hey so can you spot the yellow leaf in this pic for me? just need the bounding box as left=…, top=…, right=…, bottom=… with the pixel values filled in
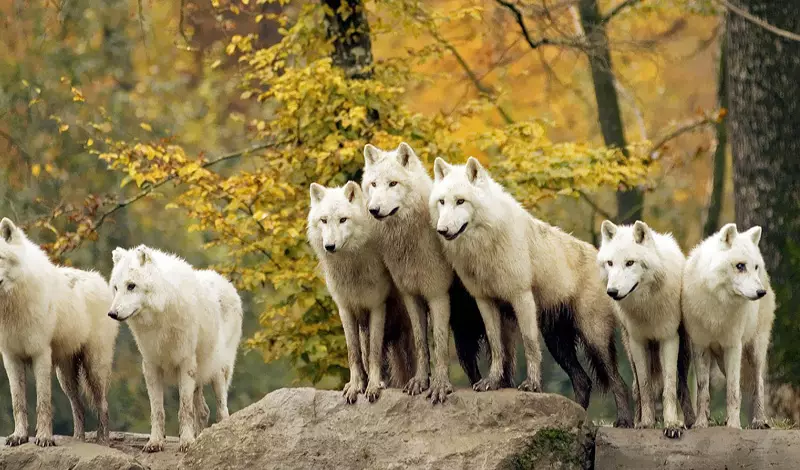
left=140, top=123, right=153, bottom=132
left=86, top=139, right=94, bottom=147
left=59, top=124, right=69, bottom=133
left=256, top=14, right=264, bottom=23
left=242, top=0, right=249, bottom=4
left=211, top=59, right=222, bottom=69
left=31, top=164, right=41, bottom=177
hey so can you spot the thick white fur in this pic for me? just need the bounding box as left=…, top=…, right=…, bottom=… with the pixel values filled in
left=598, top=220, right=684, bottom=433
left=682, top=223, right=775, bottom=429
left=429, top=157, right=632, bottom=428
left=109, top=245, right=242, bottom=452
left=361, top=143, right=456, bottom=403
left=0, top=218, right=118, bottom=447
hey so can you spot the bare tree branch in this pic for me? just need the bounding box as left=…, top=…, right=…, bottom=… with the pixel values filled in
left=578, top=189, right=615, bottom=220
left=178, top=0, right=199, bottom=51
left=601, top=0, right=641, bottom=25
left=649, top=117, right=716, bottom=158
left=496, top=0, right=583, bottom=50
left=719, top=0, right=800, bottom=42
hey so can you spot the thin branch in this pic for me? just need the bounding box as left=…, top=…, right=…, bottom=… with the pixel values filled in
left=177, top=0, right=199, bottom=51
left=496, top=0, right=583, bottom=50
left=137, top=0, right=150, bottom=61
left=718, top=0, right=800, bottom=42
left=649, top=117, right=716, bottom=158
left=0, top=128, right=33, bottom=162
left=578, top=189, right=614, bottom=220
left=601, top=0, right=641, bottom=25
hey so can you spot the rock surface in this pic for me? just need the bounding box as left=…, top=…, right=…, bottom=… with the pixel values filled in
left=595, top=427, right=800, bottom=470
left=183, top=387, right=590, bottom=470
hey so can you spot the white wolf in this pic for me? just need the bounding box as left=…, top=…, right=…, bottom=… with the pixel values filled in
left=598, top=220, right=695, bottom=438
left=109, top=246, right=243, bottom=452
left=683, top=223, right=775, bottom=429
left=0, top=218, right=118, bottom=447
left=361, top=143, right=489, bottom=404
left=430, top=157, right=633, bottom=427
left=307, top=181, right=415, bottom=403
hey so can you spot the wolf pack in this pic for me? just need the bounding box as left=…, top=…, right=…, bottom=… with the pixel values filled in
left=308, top=142, right=775, bottom=439
left=0, top=140, right=775, bottom=456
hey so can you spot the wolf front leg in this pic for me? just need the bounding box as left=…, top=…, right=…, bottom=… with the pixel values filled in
left=749, top=334, right=771, bottom=429
left=402, top=294, right=430, bottom=395
left=340, top=307, right=366, bottom=404
left=55, top=358, right=85, bottom=440
left=473, top=297, right=505, bottom=391
left=32, top=350, right=55, bottom=447
left=3, top=353, right=29, bottom=446
left=512, top=291, right=542, bottom=392
left=692, top=345, right=711, bottom=428
left=660, top=334, right=683, bottom=438
left=142, top=361, right=166, bottom=452
left=724, top=342, right=743, bottom=429
left=364, top=302, right=386, bottom=403
left=427, top=294, right=454, bottom=404
left=177, top=363, right=198, bottom=451
left=628, top=337, right=655, bottom=428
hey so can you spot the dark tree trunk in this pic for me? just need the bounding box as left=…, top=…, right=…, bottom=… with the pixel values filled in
left=323, top=0, right=374, bottom=80
left=727, top=3, right=800, bottom=382
left=577, top=0, right=643, bottom=225
left=703, top=32, right=728, bottom=238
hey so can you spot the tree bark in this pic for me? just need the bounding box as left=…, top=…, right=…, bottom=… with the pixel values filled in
left=577, top=0, right=643, bottom=225
left=727, top=2, right=800, bottom=382
left=323, top=0, right=374, bottom=80
left=703, top=31, right=728, bottom=238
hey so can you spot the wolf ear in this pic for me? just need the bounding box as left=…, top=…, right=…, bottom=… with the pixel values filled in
left=136, top=247, right=152, bottom=266
left=112, top=247, right=128, bottom=265
left=309, top=183, right=326, bottom=205
left=600, top=220, right=617, bottom=243
left=433, top=157, right=452, bottom=181
left=396, top=142, right=418, bottom=167
left=720, top=223, right=738, bottom=248
left=0, top=218, right=17, bottom=243
left=343, top=181, right=362, bottom=204
left=633, top=221, right=651, bottom=244
left=465, top=157, right=485, bottom=184
left=363, top=144, right=380, bottom=166
left=744, top=225, right=762, bottom=246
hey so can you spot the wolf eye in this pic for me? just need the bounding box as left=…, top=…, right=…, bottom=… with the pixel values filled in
left=320, top=218, right=328, bottom=224
left=339, top=217, right=347, bottom=224
left=127, top=283, right=136, bottom=291
left=389, top=181, right=398, bottom=187
left=438, top=199, right=444, bottom=205
left=625, top=260, right=635, bottom=267
left=456, top=199, right=465, bottom=205
left=607, top=261, right=613, bottom=267
left=736, top=263, right=746, bottom=272
left=113, top=286, right=117, bottom=293
left=755, top=265, right=759, bottom=270
left=370, top=181, right=376, bottom=187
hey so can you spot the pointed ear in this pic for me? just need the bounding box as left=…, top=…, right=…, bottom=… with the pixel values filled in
left=343, top=181, right=362, bottom=204
left=744, top=226, right=762, bottom=246
left=112, top=247, right=128, bottom=265
left=136, top=247, right=151, bottom=266
left=363, top=144, right=380, bottom=166
left=633, top=221, right=651, bottom=244
left=433, top=157, right=452, bottom=181
left=0, top=218, right=17, bottom=243
left=600, top=220, right=617, bottom=243
left=720, top=223, right=738, bottom=248
left=310, top=183, right=326, bottom=205
left=396, top=142, right=418, bottom=167
left=465, top=157, right=485, bottom=184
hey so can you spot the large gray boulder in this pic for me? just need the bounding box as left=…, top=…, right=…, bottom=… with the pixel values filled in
left=182, top=387, right=591, bottom=470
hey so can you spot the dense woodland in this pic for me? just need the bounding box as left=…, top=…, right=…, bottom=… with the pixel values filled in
left=1, top=0, right=798, bottom=434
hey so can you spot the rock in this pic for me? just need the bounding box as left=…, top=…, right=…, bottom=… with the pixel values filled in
left=182, top=387, right=590, bottom=470
left=594, top=427, right=800, bottom=470
left=0, top=432, right=182, bottom=470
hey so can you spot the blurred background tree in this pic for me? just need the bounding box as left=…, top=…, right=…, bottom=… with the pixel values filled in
left=1, top=0, right=797, bottom=432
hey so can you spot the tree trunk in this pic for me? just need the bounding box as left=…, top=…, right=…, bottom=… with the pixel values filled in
left=727, top=3, right=800, bottom=383
left=577, top=0, right=643, bottom=225
left=703, top=30, right=728, bottom=238
left=323, top=0, right=374, bottom=80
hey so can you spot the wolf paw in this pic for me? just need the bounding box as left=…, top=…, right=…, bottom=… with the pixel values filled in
left=634, top=420, right=654, bottom=429
left=73, top=431, right=86, bottom=441
left=614, top=418, right=634, bottom=429
left=179, top=436, right=195, bottom=452
left=403, top=376, right=429, bottom=396
left=142, top=439, right=164, bottom=453
left=34, top=435, right=56, bottom=447
left=726, top=419, right=742, bottom=429
left=5, top=434, right=28, bottom=446
left=750, top=419, right=770, bottom=430
left=517, top=378, right=542, bottom=393
left=343, top=379, right=366, bottom=404
left=427, top=379, right=453, bottom=404
left=364, top=381, right=382, bottom=403
left=692, top=418, right=708, bottom=429
left=663, top=424, right=684, bottom=439
left=473, top=376, right=503, bottom=392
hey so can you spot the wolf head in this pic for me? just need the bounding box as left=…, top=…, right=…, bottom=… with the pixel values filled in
left=598, top=220, right=663, bottom=301
left=361, top=142, right=428, bottom=220
left=429, top=157, right=490, bottom=241
left=307, top=181, right=371, bottom=255
left=108, top=246, right=166, bottom=321
left=0, top=218, right=26, bottom=293
left=711, top=223, right=767, bottom=301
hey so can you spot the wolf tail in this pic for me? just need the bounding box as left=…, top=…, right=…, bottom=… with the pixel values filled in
left=449, top=274, right=487, bottom=386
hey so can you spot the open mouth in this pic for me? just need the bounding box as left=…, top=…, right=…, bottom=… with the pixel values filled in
left=615, top=282, right=639, bottom=300
left=443, top=222, right=468, bottom=241
left=373, top=207, right=399, bottom=220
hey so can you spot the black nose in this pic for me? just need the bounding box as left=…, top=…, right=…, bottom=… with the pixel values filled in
left=369, top=208, right=380, bottom=216
left=437, top=229, right=448, bottom=236
left=108, top=311, right=118, bottom=320
left=756, top=289, right=767, bottom=299
left=606, top=288, right=619, bottom=299
left=324, top=244, right=336, bottom=253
